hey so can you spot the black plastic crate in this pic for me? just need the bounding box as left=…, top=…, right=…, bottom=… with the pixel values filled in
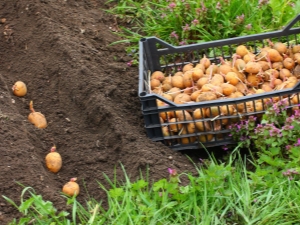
left=138, top=14, right=300, bottom=151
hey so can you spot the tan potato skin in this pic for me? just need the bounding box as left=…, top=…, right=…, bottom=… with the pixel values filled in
left=62, top=181, right=80, bottom=197
left=28, top=112, right=47, bottom=128
left=12, top=81, right=27, bottom=97
left=45, top=152, right=62, bottom=173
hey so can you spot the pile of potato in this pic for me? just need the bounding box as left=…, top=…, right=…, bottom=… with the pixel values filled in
left=149, top=41, right=300, bottom=144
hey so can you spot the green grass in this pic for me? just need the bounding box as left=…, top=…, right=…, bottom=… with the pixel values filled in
left=5, top=149, right=300, bottom=224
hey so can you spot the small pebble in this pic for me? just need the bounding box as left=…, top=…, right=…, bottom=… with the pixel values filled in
left=168, top=156, right=173, bottom=160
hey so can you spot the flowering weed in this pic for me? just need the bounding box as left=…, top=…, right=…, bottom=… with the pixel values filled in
left=230, top=98, right=300, bottom=181
left=105, top=0, right=299, bottom=59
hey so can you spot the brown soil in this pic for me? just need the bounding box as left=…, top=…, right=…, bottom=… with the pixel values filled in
left=0, top=0, right=223, bottom=223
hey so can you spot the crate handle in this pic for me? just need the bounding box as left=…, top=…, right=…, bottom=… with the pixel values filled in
left=140, top=37, right=176, bottom=50
left=283, top=14, right=300, bottom=31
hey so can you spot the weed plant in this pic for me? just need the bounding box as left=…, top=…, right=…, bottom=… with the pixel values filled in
left=105, top=0, right=300, bottom=60
left=230, top=98, right=300, bottom=187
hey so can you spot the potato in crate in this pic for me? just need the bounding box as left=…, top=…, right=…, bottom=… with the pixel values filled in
left=138, top=14, right=300, bottom=151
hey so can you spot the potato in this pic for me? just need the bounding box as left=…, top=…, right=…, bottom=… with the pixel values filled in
left=167, top=87, right=181, bottom=100
left=174, top=71, right=183, bottom=76
left=236, top=45, right=249, bottom=57
left=205, top=64, right=218, bottom=75
left=162, top=126, right=172, bottom=137
left=267, top=49, right=283, bottom=62
left=220, top=105, right=235, bottom=115
left=273, top=42, right=287, bottom=54
left=183, top=70, right=194, bottom=87
left=264, top=69, right=279, bottom=81
left=261, top=82, right=273, bottom=92
left=257, top=61, right=270, bottom=71
left=62, top=178, right=80, bottom=197
left=196, top=76, right=209, bottom=89
left=205, top=106, right=220, bottom=118
left=199, top=55, right=211, bottom=68
left=272, top=61, right=283, bottom=70
left=174, top=110, right=192, bottom=121
left=179, top=127, right=196, bottom=144
left=218, top=63, right=233, bottom=75
left=12, top=81, right=27, bottom=97
left=244, top=52, right=256, bottom=63
left=162, top=82, right=172, bottom=92
left=186, top=123, right=197, bottom=134
left=225, top=72, right=239, bottom=85
left=173, top=93, right=191, bottom=104
left=292, top=45, right=300, bottom=54
left=283, top=57, right=295, bottom=70
left=246, top=74, right=260, bottom=87
left=235, top=82, right=248, bottom=94
left=45, top=145, right=62, bottom=173
left=169, top=118, right=183, bottom=132
left=171, top=75, right=185, bottom=89
left=28, top=101, right=47, bottom=129
left=279, top=68, right=292, bottom=80
left=232, top=68, right=246, bottom=82
left=195, top=63, right=205, bottom=71
left=150, top=79, right=161, bottom=90
left=195, top=121, right=211, bottom=132
left=182, top=63, right=194, bottom=73
left=193, top=108, right=206, bottom=119
left=191, top=68, right=204, bottom=82
left=220, top=83, right=236, bottom=96
left=190, top=90, right=202, bottom=101
left=245, top=61, right=262, bottom=74
left=210, top=74, right=224, bottom=86
left=196, top=92, right=218, bottom=102
left=234, top=58, right=246, bottom=71
left=198, top=134, right=214, bottom=142
left=151, top=71, right=165, bottom=82
left=201, top=83, right=215, bottom=92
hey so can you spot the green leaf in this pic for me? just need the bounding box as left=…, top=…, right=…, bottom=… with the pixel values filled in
left=19, top=198, right=35, bottom=214
left=269, top=147, right=280, bottom=156
left=290, top=147, right=300, bottom=158
left=153, top=179, right=168, bottom=192
left=179, top=185, right=190, bottom=194
left=132, top=179, right=148, bottom=191
left=259, top=154, right=276, bottom=166
left=109, top=188, right=124, bottom=199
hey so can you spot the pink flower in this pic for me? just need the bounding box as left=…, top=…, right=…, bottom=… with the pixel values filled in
left=245, top=24, right=252, bottom=30
left=168, top=2, right=176, bottom=10
left=192, top=19, right=199, bottom=26
left=183, top=24, right=190, bottom=32
left=127, top=60, right=133, bottom=67
left=168, top=168, right=177, bottom=176
left=170, top=31, right=178, bottom=39
left=216, top=2, right=222, bottom=10
left=294, top=138, right=300, bottom=147
left=236, top=14, right=245, bottom=24
left=179, top=40, right=187, bottom=45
